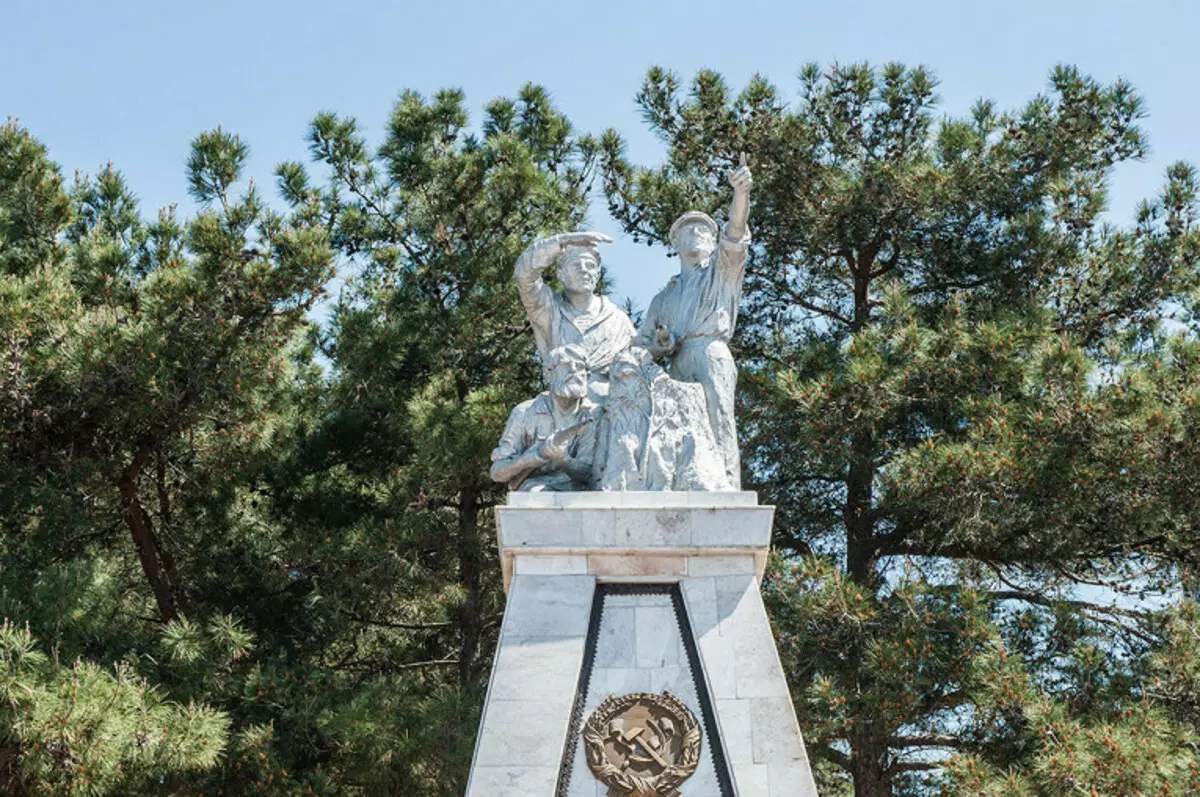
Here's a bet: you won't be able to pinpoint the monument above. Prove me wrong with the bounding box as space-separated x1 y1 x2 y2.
467 156 819 796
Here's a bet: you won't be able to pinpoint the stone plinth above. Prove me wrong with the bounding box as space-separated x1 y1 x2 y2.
467 493 818 797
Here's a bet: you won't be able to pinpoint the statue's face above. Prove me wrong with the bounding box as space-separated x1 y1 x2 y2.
673 222 716 261
549 356 588 399
610 359 638 381
560 250 600 295
608 358 643 399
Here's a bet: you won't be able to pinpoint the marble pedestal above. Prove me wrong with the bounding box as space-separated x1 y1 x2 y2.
466 492 818 797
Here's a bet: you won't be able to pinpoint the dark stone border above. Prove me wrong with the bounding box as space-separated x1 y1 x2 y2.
555 582 735 796
554 581 604 796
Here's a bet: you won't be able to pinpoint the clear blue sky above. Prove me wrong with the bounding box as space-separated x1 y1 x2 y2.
4 0 1198 311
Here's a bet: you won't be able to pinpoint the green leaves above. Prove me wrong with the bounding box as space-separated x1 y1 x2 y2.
0 120 71 278
159 615 254 669
186 127 249 206
607 62 1200 792
0 621 230 795
0 118 337 790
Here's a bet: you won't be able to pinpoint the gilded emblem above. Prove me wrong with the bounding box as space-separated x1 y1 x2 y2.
582 691 701 797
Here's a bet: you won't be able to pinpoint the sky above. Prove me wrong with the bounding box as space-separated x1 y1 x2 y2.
4 0 1199 313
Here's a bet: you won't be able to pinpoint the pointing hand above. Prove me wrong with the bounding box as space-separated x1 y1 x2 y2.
727 152 753 196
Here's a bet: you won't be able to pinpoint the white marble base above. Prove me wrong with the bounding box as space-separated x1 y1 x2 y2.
496 491 772 592
466 493 818 797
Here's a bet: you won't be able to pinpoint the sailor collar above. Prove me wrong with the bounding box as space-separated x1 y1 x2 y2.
558 294 621 334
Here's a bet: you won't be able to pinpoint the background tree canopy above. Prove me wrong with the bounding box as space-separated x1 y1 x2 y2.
2 61 1198 796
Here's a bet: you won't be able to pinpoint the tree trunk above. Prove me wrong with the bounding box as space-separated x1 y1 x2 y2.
456 487 484 685
154 447 185 610
845 251 891 794
0 743 28 797
118 447 177 624
845 428 877 584
850 727 893 797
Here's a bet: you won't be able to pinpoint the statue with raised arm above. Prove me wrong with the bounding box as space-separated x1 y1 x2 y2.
514 231 636 400
490 345 601 492
637 154 753 489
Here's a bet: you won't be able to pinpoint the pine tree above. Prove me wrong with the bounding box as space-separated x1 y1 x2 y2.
1 121 332 794
259 84 599 793
0 120 71 278
600 63 1200 796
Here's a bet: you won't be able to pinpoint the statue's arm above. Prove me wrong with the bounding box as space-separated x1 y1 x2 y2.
716 222 751 278
515 231 615 307
717 154 753 280
724 153 752 242
635 295 677 360
514 238 560 334
489 405 547 485
561 412 602 486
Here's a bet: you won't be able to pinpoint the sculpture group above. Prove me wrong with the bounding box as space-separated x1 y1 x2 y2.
491 155 752 493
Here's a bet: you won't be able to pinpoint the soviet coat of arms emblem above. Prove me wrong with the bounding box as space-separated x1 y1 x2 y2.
582 691 701 797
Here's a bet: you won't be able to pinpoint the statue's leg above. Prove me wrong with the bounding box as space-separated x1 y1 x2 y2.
674 339 739 489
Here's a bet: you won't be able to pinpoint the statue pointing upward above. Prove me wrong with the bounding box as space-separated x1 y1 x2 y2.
638 153 753 489
494 152 752 493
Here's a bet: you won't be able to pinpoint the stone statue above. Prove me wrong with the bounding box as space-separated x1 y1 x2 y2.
637 154 753 489
493 152 752 493
594 348 729 492
514 231 636 400
490 345 601 492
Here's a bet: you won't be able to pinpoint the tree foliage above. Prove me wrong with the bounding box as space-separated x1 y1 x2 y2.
601 62 1200 795
2 61 1200 796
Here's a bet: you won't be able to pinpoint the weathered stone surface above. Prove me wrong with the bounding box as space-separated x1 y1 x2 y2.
488 636 585 702
687 553 756 576
474 697 574 768
587 553 686 577
595 348 730 492
501 575 595 638
513 554 589 576
466 766 560 795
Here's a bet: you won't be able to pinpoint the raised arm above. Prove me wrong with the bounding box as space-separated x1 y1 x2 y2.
513 238 560 354
716 154 753 281
724 153 752 242
514 232 613 356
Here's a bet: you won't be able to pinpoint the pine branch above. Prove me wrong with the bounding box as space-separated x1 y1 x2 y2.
783 286 853 325
337 609 454 631
890 760 942 772
808 743 852 772
888 734 965 749
986 587 1157 644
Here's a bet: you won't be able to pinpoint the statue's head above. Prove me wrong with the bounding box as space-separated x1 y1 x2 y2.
559 245 601 296
610 346 652 377
669 212 719 262
544 344 589 400
608 346 654 398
